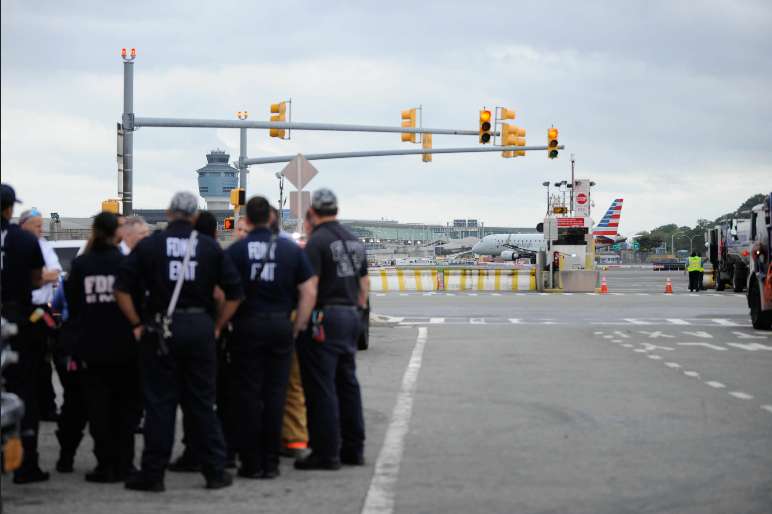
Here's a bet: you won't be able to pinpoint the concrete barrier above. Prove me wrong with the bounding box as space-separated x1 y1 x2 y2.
369 268 536 292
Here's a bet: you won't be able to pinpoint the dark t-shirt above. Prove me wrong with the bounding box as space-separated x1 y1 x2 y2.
226 227 314 316
304 221 367 307
115 220 243 316
1 218 45 317
65 245 135 365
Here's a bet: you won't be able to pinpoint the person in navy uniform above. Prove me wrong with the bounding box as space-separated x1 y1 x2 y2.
294 188 369 471
0 183 48 484
65 212 140 483
115 192 243 492
225 196 316 479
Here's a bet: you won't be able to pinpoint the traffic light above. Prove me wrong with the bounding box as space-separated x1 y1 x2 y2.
499 108 516 121
270 102 287 138
230 187 245 207
401 108 416 143
422 133 432 163
479 110 492 144
547 127 559 159
223 217 234 231
501 124 526 158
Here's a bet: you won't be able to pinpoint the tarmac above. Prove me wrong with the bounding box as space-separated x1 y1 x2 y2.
2 268 770 513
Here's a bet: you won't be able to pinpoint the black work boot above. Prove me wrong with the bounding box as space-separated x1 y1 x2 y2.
125 473 165 492
205 470 233 490
168 452 201 473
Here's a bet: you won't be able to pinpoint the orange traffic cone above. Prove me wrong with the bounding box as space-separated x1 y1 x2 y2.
665 277 673 294
600 275 609 294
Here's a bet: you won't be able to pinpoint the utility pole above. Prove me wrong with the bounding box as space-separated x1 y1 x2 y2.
570 154 575 214
120 48 136 215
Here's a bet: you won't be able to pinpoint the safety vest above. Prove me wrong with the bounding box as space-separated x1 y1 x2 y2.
687 256 703 272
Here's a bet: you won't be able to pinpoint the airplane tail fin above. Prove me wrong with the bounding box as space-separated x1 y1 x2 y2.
593 198 623 236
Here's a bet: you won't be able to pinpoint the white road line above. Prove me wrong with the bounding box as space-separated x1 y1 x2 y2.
647 355 662 360
705 381 725 389
362 327 428 514
624 318 650 325
470 318 486 325
491 293 502 297
728 391 754 400
684 371 700 378
594 331 604 335
677 342 727 351
622 344 634 348
467 293 478 297
611 339 622 343
667 318 690 325
664 362 681 368
761 405 772 414
712 318 739 326
726 342 772 351
429 317 445 324
509 318 522 324
602 335 613 339
732 331 768 339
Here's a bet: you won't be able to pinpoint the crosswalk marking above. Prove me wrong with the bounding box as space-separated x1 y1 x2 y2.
705 381 725 389
666 318 690 325
728 391 754 400
712 318 739 326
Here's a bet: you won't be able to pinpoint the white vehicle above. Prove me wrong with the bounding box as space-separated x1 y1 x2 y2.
472 199 626 260
48 239 87 274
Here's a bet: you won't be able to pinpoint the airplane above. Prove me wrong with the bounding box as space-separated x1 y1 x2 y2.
471 198 626 260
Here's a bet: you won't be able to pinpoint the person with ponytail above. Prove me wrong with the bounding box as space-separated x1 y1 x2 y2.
65 211 140 483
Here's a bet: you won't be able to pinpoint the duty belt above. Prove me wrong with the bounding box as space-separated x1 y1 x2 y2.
173 307 207 314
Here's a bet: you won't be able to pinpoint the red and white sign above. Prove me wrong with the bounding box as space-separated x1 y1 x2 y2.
576 193 588 205
557 217 586 227
572 179 592 217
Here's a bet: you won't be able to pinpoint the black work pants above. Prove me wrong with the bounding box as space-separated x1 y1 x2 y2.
82 364 140 474
138 313 226 482
688 271 701 291
4 317 46 475
297 306 365 461
54 355 88 462
231 315 293 473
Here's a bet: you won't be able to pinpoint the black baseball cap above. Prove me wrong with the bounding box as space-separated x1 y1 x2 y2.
1 184 22 209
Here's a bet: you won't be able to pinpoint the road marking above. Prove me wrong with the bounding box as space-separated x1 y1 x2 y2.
467 293 478 297
639 330 674 339
726 342 772 351
622 344 634 348
647 354 662 360
728 391 754 400
509 318 521 324
640 343 674 351
732 331 768 339
667 318 690 325
362 327 428 514
705 381 725 389
602 334 614 339
594 331 604 335
624 318 650 325
633 349 647 353
429 318 445 324
491 293 502 296
470 318 486 325
611 339 622 343
712 318 739 326
613 331 630 338
683 371 700 377
683 331 713 338
664 362 681 368
677 342 727 351
761 405 772 414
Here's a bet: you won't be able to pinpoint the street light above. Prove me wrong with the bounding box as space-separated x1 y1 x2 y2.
542 181 550 214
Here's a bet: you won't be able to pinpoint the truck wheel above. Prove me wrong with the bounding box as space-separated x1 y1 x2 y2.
733 265 746 293
749 281 772 330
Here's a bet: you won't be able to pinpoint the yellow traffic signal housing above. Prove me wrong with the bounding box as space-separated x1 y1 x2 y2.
101 199 120 214
501 124 526 158
500 108 516 120
547 127 559 159
479 110 492 144
401 108 417 143
230 188 245 207
223 217 234 231
422 133 432 163
270 102 287 138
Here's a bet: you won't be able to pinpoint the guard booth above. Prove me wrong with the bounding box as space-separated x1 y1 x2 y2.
542 216 597 291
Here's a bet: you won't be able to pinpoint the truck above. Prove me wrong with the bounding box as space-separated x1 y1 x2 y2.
747 193 772 329
706 218 752 292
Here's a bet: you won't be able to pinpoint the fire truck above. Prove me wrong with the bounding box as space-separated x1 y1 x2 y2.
706 218 752 292
747 193 772 329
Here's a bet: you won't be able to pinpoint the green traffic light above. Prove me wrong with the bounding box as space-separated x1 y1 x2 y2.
548 149 559 159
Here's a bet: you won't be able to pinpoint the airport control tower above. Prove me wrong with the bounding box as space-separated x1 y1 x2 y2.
196 149 239 210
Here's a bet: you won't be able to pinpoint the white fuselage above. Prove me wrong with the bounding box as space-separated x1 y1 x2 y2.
472 233 545 256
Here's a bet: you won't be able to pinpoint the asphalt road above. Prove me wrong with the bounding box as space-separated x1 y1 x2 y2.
3 269 770 513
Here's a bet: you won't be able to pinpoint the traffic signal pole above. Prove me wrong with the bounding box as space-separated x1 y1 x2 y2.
133 116 493 137
242 145 565 166
121 56 134 215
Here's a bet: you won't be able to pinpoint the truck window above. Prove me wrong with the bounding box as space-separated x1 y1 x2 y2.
751 212 757 241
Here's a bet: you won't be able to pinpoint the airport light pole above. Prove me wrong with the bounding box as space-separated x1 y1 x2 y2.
542 181 550 214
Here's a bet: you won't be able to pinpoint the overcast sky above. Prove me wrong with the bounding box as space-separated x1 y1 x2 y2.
2 0 770 235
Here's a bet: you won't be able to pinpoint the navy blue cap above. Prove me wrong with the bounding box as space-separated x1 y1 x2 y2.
1 184 21 209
